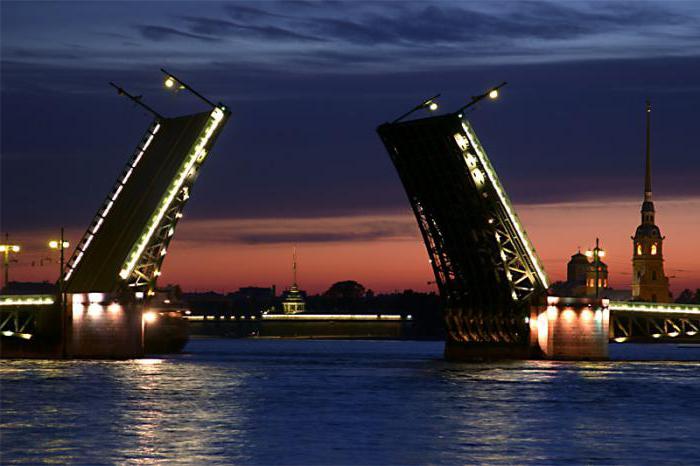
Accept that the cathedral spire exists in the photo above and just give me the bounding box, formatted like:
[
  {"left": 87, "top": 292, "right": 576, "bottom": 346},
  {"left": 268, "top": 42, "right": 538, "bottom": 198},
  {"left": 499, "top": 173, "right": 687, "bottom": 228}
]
[
  {"left": 644, "top": 100, "right": 652, "bottom": 202},
  {"left": 292, "top": 246, "right": 298, "bottom": 287}
]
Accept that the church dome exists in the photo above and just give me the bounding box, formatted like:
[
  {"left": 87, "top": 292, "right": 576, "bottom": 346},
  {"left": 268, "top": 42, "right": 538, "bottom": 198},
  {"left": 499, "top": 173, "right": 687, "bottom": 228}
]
[{"left": 569, "top": 252, "right": 589, "bottom": 264}]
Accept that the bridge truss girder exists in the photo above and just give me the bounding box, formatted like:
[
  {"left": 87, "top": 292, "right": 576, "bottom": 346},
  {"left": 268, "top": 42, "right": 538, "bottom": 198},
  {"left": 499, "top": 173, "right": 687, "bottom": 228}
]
[{"left": 612, "top": 312, "right": 700, "bottom": 342}]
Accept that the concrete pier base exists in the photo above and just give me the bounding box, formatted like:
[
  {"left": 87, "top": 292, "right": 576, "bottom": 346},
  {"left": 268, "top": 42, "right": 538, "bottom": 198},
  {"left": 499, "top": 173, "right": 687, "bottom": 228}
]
[
  {"left": 533, "top": 296, "right": 609, "bottom": 360},
  {"left": 67, "top": 293, "right": 143, "bottom": 358}
]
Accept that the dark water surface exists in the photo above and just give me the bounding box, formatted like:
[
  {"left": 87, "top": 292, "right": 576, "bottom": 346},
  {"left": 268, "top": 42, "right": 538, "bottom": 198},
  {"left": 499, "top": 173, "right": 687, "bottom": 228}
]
[{"left": 2, "top": 339, "right": 700, "bottom": 465}]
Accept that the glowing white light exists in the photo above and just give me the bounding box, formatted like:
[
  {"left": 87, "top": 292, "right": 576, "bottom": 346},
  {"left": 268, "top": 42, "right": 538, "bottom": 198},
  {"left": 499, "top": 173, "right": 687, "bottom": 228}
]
[
  {"left": 143, "top": 311, "right": 158, "bottom": 324},
  {"left": 88, "top": 293, "right": 104, "bottom": 304},
  {"left": 453, "top": 133, "right": 469, "bottom": 151},
  {"left": 142, "top": 134, "right": 155, "bottom": 152},
  {"left": 132, "top": 151, "right": 144, "bottom": 167},
  {"left": 72, "top": 251, "right": 84, "bottom": 268},
  {"left": 87, "top": 303, "right": 102, "bottom": 317},
  {"left": 111, "top": 185, "right": 123, "bottom": 201},
  {"left": 82, "top": 234, "right": 94, "bottom": 251},
  {"left": 92, "top": 217, "right": 104, "bottom": 234},
  {"left": 108, "top": 303, "right": 121, "bottom": 314},
  {"left": 0, "top": 296, "right": 54, "bottom": 306},
  {"left": 122, "top": 167, "right": 134, "bottom": 184},
  {"left": 102, "top": 201, "right": 114, "bottom": 218}
]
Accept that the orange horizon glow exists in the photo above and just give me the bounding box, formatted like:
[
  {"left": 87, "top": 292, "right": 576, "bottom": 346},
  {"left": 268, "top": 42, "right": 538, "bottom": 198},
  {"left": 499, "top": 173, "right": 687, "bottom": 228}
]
[{"left": 6, "top": 197, "right": 700, "bottom": 296}]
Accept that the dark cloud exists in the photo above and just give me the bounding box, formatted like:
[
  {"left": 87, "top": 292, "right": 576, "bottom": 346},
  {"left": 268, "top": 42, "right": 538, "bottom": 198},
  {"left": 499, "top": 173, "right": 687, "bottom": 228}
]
[
  {"left": 175, "top": 217, "right": 418, "bottom": 245},
  {"left": 136, "top": 25, "right": 220, "bottom": 43},
  {"left": 2, "top": 48, "right": 80, "bottom": 60},
  {"left": 180, "top": 16, "right": 323, "bottom": 42}
]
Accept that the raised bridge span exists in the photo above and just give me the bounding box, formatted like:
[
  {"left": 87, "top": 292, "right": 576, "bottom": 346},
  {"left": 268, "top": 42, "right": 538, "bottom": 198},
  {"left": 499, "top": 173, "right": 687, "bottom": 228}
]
[
  {"left": 377, "top": 106, "right": 700, "bottom": 359},
  {"left": 0, "top": 80, "right": 230, "bottom": 358}
]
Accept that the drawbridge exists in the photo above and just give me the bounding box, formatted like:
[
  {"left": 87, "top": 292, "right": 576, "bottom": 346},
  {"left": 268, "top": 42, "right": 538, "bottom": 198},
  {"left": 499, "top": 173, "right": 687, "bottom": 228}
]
[
  {"left": 63, "top": 104, "right": 229, "bottom": 294},
  {"left": 1, "top": 73, "right": 230, "bottom": 354},
  {"left": 378, "top": 91, "right": 700, "bottom": 358}
]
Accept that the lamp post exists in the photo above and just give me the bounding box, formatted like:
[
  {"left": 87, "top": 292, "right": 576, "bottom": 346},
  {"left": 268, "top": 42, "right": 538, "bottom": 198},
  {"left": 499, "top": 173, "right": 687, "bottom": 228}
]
[
  {"left": 161, "top": 68, "right": 218, "bottom": 108},
  {"left": 49, "top": 228, "right": 69, "bottom": 357},
  {"left": 585, "top": 238, "right": 606, "bottom": 298},
  {"left": 0, "top": 234, "right": 21, "bottom": 291},
  {"left": 393, "top": 93, "right": 441, "bottom": 123},
  {"left": 48, "top": 228, "right": 70, "bottom": 295},
  {"left": 455, "top": 81, "right": 507, "bottom": 115}
]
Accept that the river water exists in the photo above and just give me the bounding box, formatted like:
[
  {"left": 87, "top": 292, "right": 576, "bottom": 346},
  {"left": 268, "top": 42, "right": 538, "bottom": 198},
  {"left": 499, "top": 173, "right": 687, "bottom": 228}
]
[{"left": 2, "top": 339, "right": 700, "bottom": 465}]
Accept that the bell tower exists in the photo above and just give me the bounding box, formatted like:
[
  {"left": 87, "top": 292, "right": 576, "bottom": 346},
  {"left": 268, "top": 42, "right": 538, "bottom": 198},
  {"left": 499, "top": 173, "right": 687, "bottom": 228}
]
[{"left": 631, "top": 101, "right": 671, "bottom": 302}]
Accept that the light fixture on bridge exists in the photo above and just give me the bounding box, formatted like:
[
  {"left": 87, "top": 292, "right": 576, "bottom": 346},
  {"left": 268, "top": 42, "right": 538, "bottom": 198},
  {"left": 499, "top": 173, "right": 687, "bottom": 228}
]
[
  {"left": 392, "top": 93, "right": 441, "bottom": 123},
  {"left": 143, "top": 311, "right": 158, "bottom": 324},
  {"left": 456, "top": 82, "right": 507, "bottom": 114},
  {"left": 161, "top": 68, "right": 217, "bottom": 108}
]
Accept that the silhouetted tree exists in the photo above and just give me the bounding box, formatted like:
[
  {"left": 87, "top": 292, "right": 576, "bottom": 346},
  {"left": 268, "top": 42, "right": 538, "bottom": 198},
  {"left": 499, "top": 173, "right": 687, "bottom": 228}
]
[
  {"left": 324, "top": 280, "right": 366, "bottom": 299},
  {"left": 676, "top": 289, "right": 694, "bottom": 304}
]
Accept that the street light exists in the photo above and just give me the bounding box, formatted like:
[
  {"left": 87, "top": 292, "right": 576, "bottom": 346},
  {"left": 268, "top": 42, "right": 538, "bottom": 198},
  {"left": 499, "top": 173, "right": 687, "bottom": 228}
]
[
  {"left": 48, "top": 240, "right": 69, "bottom": 250},
  {"left": 49, "top": 228, "right": 69, "bottom": 351},
  {"left": 586, "top": 237, "right": 606, "bottom": 299},
  {"left": 393, "top": 93, "right": 441, "bottom": 123},
  {"left": 0, "top": 239, "right": 21, "bottom": 291},
  {"left": 456, "top": 81, "right": 507, "bottom": 114},
  {"left": 160, "top": 68, "right": 217, "bottom": 108}
]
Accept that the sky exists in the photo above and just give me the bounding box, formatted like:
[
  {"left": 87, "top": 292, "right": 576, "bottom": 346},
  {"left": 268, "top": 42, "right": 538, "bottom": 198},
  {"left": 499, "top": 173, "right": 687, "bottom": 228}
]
[{"left": 1, "top": 0, "right": 699, "bottom": 295}]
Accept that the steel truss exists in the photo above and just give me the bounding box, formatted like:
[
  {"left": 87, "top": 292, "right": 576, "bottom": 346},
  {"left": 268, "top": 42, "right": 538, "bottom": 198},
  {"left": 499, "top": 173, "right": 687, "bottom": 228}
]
[
  {"left": 0, "top": 308, "right": 36, "bottom": 338},
  {"left": 127, "top": 179, "right": 191, "bottom": 293},
  {"left": 378, "top": 114, "right": 547, "bottom": 345},
  {"left": 611, "top": 312, "right": 700, "bottom": 342}
]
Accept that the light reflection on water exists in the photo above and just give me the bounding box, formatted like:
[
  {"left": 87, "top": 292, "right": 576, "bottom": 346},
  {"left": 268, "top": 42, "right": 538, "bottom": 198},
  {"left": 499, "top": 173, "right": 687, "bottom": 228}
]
[{"left": 2, "top": 340, "right": 700, "bottom": 465}]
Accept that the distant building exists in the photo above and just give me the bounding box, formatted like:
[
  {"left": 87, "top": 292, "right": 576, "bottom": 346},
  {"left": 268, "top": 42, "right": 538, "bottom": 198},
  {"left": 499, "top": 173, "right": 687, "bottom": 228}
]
[
  {"left": 631, "top": 101, "right": 671, "bottom": 303},
  {"left": 282, "top": 248, "right": 305, "bottom": 314},
  {"left": 566, "top": 251, "right": 589, "bottom": 295},
  {"left": 552, "top": 249, "right": 631, "bottom": 300}
]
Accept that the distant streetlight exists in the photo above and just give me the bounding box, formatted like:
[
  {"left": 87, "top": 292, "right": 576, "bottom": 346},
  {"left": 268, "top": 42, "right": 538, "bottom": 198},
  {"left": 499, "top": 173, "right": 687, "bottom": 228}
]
[
  {"left": 48, "top": 234, "right": 69, "bottom": 284},
  {"left": 160, "top": 68, "right": 217, "bottom": 108},
  {"left": 393, "top": 93, "right": 441, "bottom": 123},
  {"left": 49, "top": 228, "right": 69, "bottom": 336},
  {"left": 0, "top": 237, "right": 21, "bottom": 291},
  {"left": 585, "top": 238, "right": 606, "bottom": 298}
]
